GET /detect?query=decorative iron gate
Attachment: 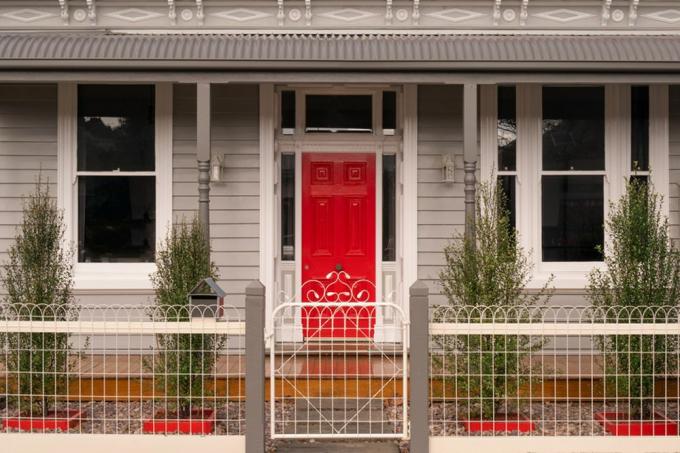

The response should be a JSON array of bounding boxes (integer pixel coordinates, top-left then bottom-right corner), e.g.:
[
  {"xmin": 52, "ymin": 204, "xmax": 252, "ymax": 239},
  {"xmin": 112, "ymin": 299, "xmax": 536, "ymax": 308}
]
[{"xmin": 269, "ymin": 271, "xmax": 409, "ymax": 439}]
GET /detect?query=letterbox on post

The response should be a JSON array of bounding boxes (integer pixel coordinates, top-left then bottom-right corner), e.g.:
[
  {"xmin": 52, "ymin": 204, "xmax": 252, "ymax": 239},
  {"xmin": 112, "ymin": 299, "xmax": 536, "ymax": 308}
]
[{"xmin": 188, "ymin": 277, "xmax": 226, "ymax": 319}]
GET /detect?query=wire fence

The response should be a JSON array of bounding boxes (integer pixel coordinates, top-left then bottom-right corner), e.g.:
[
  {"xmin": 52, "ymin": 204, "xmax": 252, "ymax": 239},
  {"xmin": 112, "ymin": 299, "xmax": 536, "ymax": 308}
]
[
  {"xmin": 429, "ymin": 305, "xmax": 680, "ymax": 437},
  {"xmin": 0, "ymin": 303, "xmax": 245, "ymax": 436}
]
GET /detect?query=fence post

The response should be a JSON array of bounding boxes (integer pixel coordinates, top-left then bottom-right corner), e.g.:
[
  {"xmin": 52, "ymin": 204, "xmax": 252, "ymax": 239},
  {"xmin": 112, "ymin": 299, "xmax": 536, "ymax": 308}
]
[
  {"xmin": 245, "ymin": 280, "xmax": 265, "ymax": 453},
  {"xmin": 410, "ymin": 280, "xmax": 429, "ymax": 453}
]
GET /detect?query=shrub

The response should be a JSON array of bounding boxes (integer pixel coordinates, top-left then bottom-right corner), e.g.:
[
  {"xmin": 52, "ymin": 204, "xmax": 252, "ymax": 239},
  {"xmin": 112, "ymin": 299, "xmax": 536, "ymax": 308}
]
[
  {"xmin": 588, "ymin": 178, "xmax": 680, "ymax": 419},
  {"xmin": 150, "ymin": 217, "xmax": 223, "ymax": 418},
  {"xmin": 439, "ymin": 180, "xmax": 552, "ymax": 419},
  {"xmin": 1, "ymin": 179, "xmax": 75, "ymax": 417}
]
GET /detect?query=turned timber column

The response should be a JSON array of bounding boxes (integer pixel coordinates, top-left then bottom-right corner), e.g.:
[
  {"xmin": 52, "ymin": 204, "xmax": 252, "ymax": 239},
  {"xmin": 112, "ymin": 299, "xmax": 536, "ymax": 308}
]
[
  {"xmin": 197, "ymin": 83, "xmax": 211, "ymax": 245},
  {"xmin": 463, "ymin": 84, "xmax": 478, "ymax": 244}
]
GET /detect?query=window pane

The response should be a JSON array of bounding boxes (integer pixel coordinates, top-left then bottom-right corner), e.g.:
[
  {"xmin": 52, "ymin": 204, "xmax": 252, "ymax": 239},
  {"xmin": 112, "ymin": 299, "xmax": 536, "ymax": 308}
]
[
  {"xmin": 305, "ymin": 95, "xmax": 372, "ymax": 133},
  {"xmin": 542, "ymin": 87, "xmax": 605, "ymax": 171},
  {"xmin": 281, "ymin": 154, "xmax": 295, "ymax": 261},
  {"xmin": 498, "ymin": 175, "xmax": 516, "ymax": 230},
  {"xmin": 631, "ymin": 86, "xmax": 650, "ymax": 171},
  {"xmin": 498, "ymin": 86, "xmax": 517, "ymax": 171},
  {"xmin": 281, "ymin": 90, "xmax": 296, "ymax": 133},
  {"xmin": 542, "ymin": 176, "xmax": 604, "ymax": 262},
  {"xmin": 78, "ymin": 85, "xmax": 155, "ymax": 172},
  {"xmin": 382, "ymin": 155, "xmax": 397, "ymax": 262},
  {"xmin": 630, "ymin": 174, "xmax": 649, "ymax": 186},
  {"xmin": 382, "ymin": 91, "xmax": 397, "ymax": 131},
  {"xmin": 78, "ymin": 176, "xmax": 155, "ymax": 263}
]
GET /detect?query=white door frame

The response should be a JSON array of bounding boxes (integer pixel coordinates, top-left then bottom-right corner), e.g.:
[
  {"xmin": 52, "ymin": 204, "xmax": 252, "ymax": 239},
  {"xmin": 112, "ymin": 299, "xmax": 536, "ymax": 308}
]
[{"xmin": 259, "ymin": 84, "xmax": 417, "ymax": 343}]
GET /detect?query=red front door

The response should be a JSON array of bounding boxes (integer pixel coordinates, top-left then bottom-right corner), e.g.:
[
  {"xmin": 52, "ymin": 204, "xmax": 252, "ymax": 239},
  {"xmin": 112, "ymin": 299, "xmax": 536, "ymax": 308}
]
[{"xmin": 301, "ymin": 153, "xmax": 376, "ymax": 339}]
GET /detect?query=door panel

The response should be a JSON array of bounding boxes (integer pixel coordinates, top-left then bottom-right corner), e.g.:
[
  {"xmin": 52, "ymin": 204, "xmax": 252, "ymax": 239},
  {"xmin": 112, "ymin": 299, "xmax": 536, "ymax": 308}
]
[{"xmin": 302, "ymin": 153, "xmax": 376, "ymax": 339}]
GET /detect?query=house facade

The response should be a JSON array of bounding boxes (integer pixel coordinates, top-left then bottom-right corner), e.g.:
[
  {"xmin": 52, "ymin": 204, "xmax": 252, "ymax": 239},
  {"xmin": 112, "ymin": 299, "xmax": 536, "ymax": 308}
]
[{"xmin": 1, "ymin": 0, "xmax": 680, "ymax": 338}]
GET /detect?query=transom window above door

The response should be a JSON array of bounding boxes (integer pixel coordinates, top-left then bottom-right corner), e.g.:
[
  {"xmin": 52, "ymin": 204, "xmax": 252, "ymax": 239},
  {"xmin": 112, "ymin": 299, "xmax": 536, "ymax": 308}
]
[
  {"xmin": 278, "ymin": 88, "xmax": 399, "ymax": 136},
  {"xmin": 481, "ymin": 83, "xmax": 669, "ymax": 286}
]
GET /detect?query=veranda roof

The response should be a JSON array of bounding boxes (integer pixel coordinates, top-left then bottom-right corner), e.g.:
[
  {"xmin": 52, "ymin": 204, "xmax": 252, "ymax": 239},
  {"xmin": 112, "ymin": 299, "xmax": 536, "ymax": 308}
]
[{"xmin": 1, "ymin": 32, "xmax": 680, "ymax": 72}]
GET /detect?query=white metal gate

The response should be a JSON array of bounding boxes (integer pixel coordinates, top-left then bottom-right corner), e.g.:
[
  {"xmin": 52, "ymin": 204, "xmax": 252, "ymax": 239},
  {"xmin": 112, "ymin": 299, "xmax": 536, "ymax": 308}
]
[{"xmin": 269, "ymin": 272, "xmax": 409, "ymax": 440}]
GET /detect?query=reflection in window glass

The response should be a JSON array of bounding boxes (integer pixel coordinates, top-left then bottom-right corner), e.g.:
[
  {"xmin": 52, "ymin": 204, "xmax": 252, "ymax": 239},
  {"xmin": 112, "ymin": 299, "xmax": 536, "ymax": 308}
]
[
  {"xmin": 281, "ymin": 154, "xmax": 295, "ymax": 261},
  {"xmin": 542, "ymin": 176, "xmax": 604, "ymax": 262},
  {"xmin": 305, "ymin": 95, "xmax": 372, "ymax": 133},
  {"xmin": 78, "ymin": 85, "xmax": 155, "ymax": 172},
  {"xmin": 78, "ymin": 176, "xmax": 155, "ymax": 263},
  {"xmin": 542, "ymin": 87, "xmax": 605, "ymax": 171},
  {"xmin": 382, "ymin": 155, "xmax": 396, "ymax": 262},
  {"xmin": 498, "ymin": 86, "xmax": 517, "ymax": 171},
  {"xmin": 631, "ymin": 86, "xmax": 650, "ymax": 172},
  {"xmin": 498, "ymin": 175, "xmax": 516, "ymax": 230}
]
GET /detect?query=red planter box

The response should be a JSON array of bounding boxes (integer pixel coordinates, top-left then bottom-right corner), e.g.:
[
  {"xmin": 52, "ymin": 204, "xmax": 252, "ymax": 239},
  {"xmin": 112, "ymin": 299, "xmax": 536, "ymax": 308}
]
[
  {"xmin": 142, "ymin": 408, "xmax": 215, "ymax": 435},
  {"xmin": 461, "ymin": 414, "xmax": 536, "ymax": 433},
  {"xmin": 595, "ymin": 412, "xmax": 678, "ymax": 436},
  {"xmin": 2, "ymin": 409, "xmax": 84, "ymax": 432}
]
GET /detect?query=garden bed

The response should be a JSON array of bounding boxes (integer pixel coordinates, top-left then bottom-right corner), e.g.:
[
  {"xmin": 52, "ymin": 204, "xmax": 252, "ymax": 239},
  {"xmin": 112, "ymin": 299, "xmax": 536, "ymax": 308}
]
[{"xmin": 429, "ymin": 402, "xmax": 679, "ymax": 436}]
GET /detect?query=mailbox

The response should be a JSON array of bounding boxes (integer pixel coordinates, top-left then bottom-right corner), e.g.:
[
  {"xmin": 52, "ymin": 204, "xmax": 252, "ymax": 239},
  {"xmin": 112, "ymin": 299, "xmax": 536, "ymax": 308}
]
[{"xmin": 188, "ymin": 277, "xmax": 226, "ymax": 319}]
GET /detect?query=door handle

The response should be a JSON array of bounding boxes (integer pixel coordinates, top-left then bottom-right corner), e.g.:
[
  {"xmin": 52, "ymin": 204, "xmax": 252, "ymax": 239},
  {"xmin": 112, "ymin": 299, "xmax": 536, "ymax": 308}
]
[{"xmin": 335, "ymin": 263, "xmax": 343, "ymax": 272}]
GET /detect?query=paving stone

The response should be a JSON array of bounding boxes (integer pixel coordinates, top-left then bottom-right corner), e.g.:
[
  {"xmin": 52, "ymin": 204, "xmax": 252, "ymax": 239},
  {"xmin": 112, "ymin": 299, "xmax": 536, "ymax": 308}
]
[{"xmin": 275, "ymin": 440, "xmax": 400, "ymax": 453}]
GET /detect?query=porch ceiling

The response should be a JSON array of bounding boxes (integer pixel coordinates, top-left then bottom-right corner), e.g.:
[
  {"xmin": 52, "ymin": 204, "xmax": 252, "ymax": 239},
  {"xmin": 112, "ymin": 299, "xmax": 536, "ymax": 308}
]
[{"xmin": 2, "ymin": 32, "xmax": 680, "ymax": 72}]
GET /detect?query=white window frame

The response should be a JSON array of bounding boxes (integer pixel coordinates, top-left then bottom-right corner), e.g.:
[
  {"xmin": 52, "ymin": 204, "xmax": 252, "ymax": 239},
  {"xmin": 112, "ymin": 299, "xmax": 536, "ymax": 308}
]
[
  {"xmin": 481, "ymin": 84, "xmax": 669, "ymax": 289},
  {"xmin": 57, "ymin": 82, "xmax": 173, "ymax": 290}
]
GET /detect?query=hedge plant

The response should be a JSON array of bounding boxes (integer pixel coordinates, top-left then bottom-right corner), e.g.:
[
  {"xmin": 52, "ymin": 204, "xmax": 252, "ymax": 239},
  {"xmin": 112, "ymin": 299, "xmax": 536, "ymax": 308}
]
[
  {"xmin": 439, "ymin": 180, "xmax": 552, "ymax": 420},
  {"xmin": 149, "ymin": 217, "xmax": 223, "ymax": 418},
  {"xmin": 588, "ymin": 177, "xmax": 680, "ymax": 419},
  {"xmin": 1, "ymin": 179, "xmax": 76, "ymax": 417}
]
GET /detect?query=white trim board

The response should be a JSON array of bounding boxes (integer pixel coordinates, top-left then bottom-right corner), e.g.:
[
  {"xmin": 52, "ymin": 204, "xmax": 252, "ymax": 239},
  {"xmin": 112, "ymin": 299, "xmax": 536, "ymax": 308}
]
[
  {"xmin": 431, "ymin": 436, "xmax": 680, "ymax": 453},
  {"xmin": 5, "ymin": 434, "xmax": 244, "ymax": 453}
]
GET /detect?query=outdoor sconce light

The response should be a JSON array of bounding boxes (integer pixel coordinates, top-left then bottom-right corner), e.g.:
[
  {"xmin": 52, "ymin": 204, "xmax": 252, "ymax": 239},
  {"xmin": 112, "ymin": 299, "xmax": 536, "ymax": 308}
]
[
  {"xmin": 188, "ymin": 277, "xmax": 226, "ymax": 320},
  {"xmin": 210, "ymin": 155, "xmax": 224, "ymax": 183},
  {"xmin": 442, "ymin": 154, "xmax": 455, "ymax": 183}
]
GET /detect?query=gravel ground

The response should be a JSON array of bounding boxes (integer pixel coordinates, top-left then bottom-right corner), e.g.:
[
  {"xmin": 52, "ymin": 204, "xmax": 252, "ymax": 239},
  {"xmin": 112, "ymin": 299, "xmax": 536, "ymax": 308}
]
[
  {"xmin": 2, "ymin": 400, "xmax": 678, "ymax": 452},
  {"xmin": 429, "ymin": 401, "xmax": 680, "ymax": 437}
]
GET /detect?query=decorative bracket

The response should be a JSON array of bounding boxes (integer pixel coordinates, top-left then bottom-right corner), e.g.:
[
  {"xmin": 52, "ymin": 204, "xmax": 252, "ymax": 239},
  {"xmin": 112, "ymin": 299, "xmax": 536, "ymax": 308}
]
[
  {"xmin": 196, "ymin": 0, "xmax": 204, "ymax": 26},
  {"xmin": 628, "ymin": 0, "xmax": 639, "ymax": 26},
  {"xmin": 86, "ymin": 0, "xmax": 96, "ymax": 24},
  {"xmin": 277, "ymin": 0, "xmax": 285, "ymax": 26},
  {"xmin": 493, "ymin": 0, "xmax": 502, "ymax": 26},
  {"xmin": 58, "ymin": 0, "xmax": 69, "ymax": 25},
  {"xmin": 601, "ymin": 0, "xmax": 612, "ymax": 26},
  {"xmin": 168, "ymin": 0, "xmax": 176, "ymax": 25},
  {"xmin": 412, "ymin": 0, "xmax": 420, "ymax": 25},
  {"xmin": 305, "ymin": 0, "xmax": 312, "ymax": 26},
  {"xmin": 520, "ymin": 0, "xmax": 529, "ymax": 26},
  {"xmin": 386, "ymin": 0, "xmax": 393, "ymax": 25}
]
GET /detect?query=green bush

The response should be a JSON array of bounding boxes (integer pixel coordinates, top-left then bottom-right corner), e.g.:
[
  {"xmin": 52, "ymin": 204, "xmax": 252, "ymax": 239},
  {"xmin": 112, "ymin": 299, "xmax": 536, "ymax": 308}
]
[
  {"xmin": 150, "ymin": 217, "xmax": 223, "ymax": 418},
  {"xmin": 1, "ymin": 179, "xmax": 75, "ymax": 417},
  {"xmin": 588, "ymin": 178, "xmax": 680, "ymax": 419},
  {"xmin": 439, "ymin": 180, "xmax": 552, "ymax": 419}
]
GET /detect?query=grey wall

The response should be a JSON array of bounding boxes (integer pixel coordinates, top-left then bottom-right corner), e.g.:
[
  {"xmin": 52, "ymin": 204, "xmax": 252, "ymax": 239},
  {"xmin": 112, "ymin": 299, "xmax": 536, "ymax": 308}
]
[
  {"xmin": 417, "ymin": 85, "xmax": 465, "ymax": 306},
  {"xmin": 0, "ymin": 84, "xmax": 57, "ymax": 287},
  {"xmin": 173, "ymin": 84, "xmax": 260, "ymax": 309}
]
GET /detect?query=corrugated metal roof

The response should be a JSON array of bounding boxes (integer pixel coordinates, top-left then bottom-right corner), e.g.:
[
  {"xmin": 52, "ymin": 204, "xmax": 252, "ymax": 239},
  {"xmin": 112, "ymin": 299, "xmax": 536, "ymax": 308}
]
[{"xmin": 1, "ymin": 32, "xmax": 680, "ymax": 71}]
